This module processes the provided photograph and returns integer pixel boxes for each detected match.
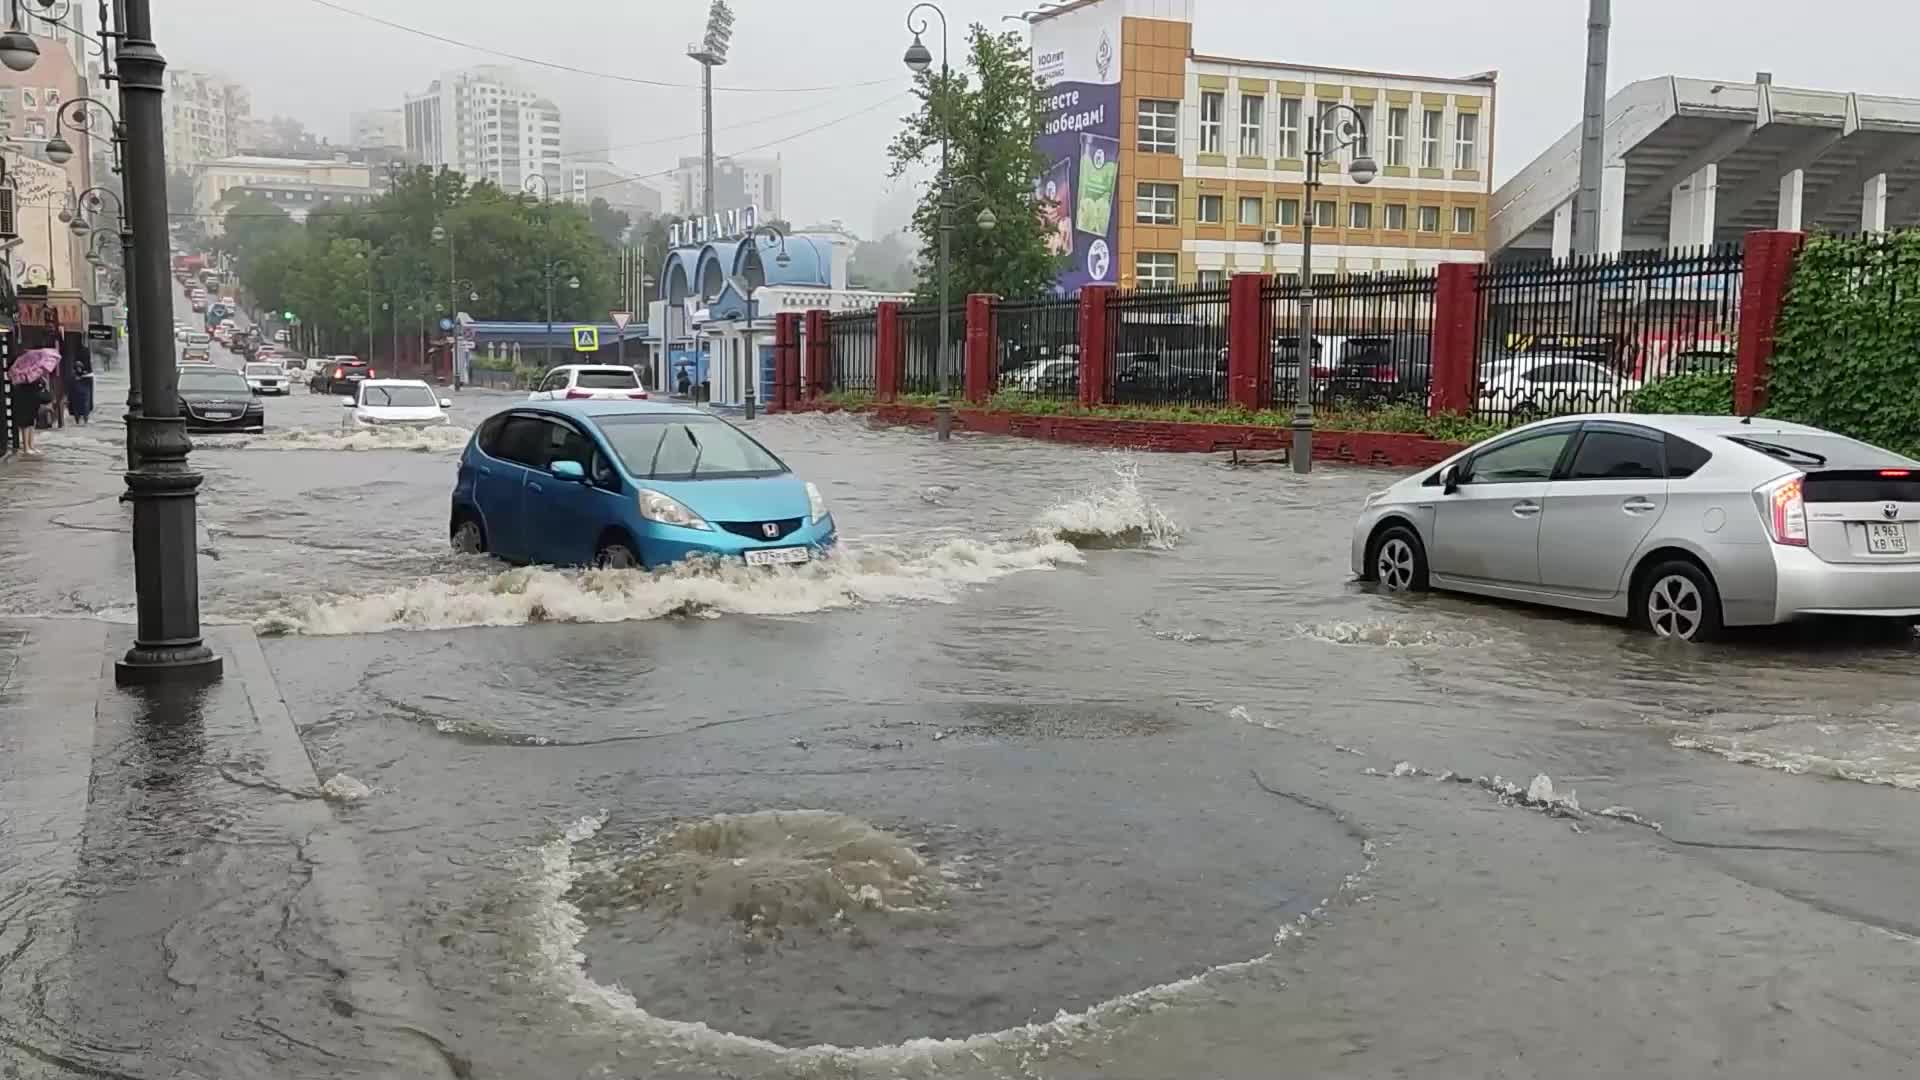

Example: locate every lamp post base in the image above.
[934,394,953,442]
[117,414,221,686]
[1290,408,1314,474]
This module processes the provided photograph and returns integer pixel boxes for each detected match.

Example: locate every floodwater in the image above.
[2,347,1918,1077]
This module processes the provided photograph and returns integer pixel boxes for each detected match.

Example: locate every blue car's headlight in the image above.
[806,481,829,524]
[637,488,711,530]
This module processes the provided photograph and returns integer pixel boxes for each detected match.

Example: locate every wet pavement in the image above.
[1,337,1918,1077]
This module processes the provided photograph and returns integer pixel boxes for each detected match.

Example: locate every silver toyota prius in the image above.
[1351,414,1920,641]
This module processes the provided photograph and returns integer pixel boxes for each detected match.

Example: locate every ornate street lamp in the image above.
[1291,103,1378,474]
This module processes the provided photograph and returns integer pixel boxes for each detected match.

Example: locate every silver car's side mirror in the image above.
[1441,464,1462,495]
[439,398,453,409]
[340,397,356,407]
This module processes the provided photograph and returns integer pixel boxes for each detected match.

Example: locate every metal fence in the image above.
[1104,283,1232,408]
[827,310,878,392]
[1261,271,1438,413]
[1471,244,1743,426]
[993,296,1081,398]
[899,304,965,396]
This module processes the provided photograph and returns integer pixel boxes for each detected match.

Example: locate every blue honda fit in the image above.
[450,400,835,569]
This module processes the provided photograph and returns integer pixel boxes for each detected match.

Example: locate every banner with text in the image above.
[1031,2,1122,295]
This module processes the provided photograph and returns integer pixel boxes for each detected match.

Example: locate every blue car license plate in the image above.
[744,547,810,567]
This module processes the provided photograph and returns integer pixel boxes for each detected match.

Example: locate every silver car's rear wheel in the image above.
[1378,537,1418,591]
[1634,559,1723,642]
[1646,574,1702,639]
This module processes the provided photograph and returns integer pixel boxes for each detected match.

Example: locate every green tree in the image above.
[886,24,1060,303]
[587,197,631,247]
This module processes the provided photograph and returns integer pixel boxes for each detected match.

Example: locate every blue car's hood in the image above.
[642,473,811,522]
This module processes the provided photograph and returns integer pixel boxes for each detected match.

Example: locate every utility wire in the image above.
[297,0,895,94]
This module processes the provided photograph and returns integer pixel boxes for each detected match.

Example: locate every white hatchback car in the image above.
[341,378,452,428]
[527,364,649,402]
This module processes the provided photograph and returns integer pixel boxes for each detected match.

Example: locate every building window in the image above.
[1275,97,1300,158]
[1199,91,1223,154]
[1418,205,1442,232]
[1455,112,1479,171]
[1238,196,1263,225]
[1385,107,1408,167]
[1136,182,1177,225]
[1239,94,1264,156]
[1349,104,1372,157]
[1349,202,1373,230]
[1384,203,1407,231]
[1421,109,1443,168]
[1453,206,1477,234]
[1197,194,1223,223]
[1312,200,1337,228]
[1196,268,1225,288]
[1135,252,1177,291]
[1137,99,1178,154]
[1276,198,1299,226]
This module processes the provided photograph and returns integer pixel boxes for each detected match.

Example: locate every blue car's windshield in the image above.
[597,415,788,480]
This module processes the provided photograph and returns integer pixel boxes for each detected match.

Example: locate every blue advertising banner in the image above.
[1031,3,1122,295]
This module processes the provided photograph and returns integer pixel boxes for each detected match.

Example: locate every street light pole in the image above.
[114,0,221,682]
[904,2,954,440]
[1292,105,1378,475]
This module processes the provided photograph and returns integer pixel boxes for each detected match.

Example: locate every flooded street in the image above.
[3,360,1918,1077]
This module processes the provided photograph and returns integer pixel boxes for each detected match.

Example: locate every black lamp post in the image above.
[21,0,223,681]
[1291,103,1378,474]
[903,3,999,441]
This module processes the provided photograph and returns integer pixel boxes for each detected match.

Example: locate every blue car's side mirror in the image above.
[550,459,587,482]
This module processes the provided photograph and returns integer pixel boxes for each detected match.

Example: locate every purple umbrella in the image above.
[8,348,59,385]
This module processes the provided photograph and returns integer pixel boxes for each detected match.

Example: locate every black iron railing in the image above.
[827,310,878,392]
[993,296,1081,398]
[1259,271,1439,413]
[899,304,965,396]
[1471,245,1743,426]
[1104,283,1232,408]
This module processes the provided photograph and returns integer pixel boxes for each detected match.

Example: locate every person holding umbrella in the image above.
[8,347,60,457]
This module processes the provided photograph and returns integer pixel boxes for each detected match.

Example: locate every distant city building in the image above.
[871,184,919,242]
[670,154,781,218]
[404,65,563,193]
[350,108,406,151]
[213,181,380,225]
[565,161,662,221]
[192,154,373,221]
[0,23,96,302]
[165,69,252,167]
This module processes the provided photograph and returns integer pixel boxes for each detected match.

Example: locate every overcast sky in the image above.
[153,0,1920,236]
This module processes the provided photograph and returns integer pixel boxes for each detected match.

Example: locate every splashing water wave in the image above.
[256,477,1176,636]
[201,424,474,453]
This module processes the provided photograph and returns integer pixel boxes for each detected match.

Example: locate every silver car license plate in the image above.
[1867,523,1907,554]
[744,547,810,567]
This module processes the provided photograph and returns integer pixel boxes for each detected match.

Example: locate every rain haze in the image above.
[155,0,1920,232]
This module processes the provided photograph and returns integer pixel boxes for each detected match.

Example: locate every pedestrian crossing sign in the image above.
[572,326,599,352]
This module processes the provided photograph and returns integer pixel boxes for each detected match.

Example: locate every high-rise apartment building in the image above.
[670,154,781,218]
[165,69,251,167]
[349,108,405,151]
[565,162,662,221]
[403,65,563,192]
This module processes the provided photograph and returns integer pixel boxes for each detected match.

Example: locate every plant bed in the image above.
[793,393,1474,468]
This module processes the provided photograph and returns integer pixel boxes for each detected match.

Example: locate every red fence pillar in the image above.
[1226,273,1268,410]
[803,309,831,399]
[875,301,903,402]
[964,294,995,404]
[1429,262,1479,416]
[771,312,800,411]
[1735,229,1805,416]
[1076,285,1114,408]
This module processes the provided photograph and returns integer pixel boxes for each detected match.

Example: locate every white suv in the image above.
[527,364,648,401]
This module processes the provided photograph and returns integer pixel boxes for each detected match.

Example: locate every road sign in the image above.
[572,326,599,352]
[86,323,115,342]
[609,310,632,330]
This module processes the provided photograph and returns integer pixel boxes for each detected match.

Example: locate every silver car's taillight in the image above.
[1754,475,1808,547]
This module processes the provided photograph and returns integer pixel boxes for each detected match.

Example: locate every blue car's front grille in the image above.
[717,517,803,542]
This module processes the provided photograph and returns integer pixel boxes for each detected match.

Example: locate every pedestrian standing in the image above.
[65,342,94,425]
[8,347,61,458]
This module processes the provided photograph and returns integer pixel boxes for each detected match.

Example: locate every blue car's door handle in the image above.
[527,482,544,494]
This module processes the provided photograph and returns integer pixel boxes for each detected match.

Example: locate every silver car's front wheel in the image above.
[1378,537,1418,591]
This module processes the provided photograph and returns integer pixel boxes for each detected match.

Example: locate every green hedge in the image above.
[1769,231,1920,458]
[1629,369,1734,416]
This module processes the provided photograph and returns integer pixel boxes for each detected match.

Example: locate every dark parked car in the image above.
[311,358,372,395]
[1321,333,1432,407]
[177,364,264,433]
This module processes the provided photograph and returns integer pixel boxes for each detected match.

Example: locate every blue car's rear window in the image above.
[596,415,788,480]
